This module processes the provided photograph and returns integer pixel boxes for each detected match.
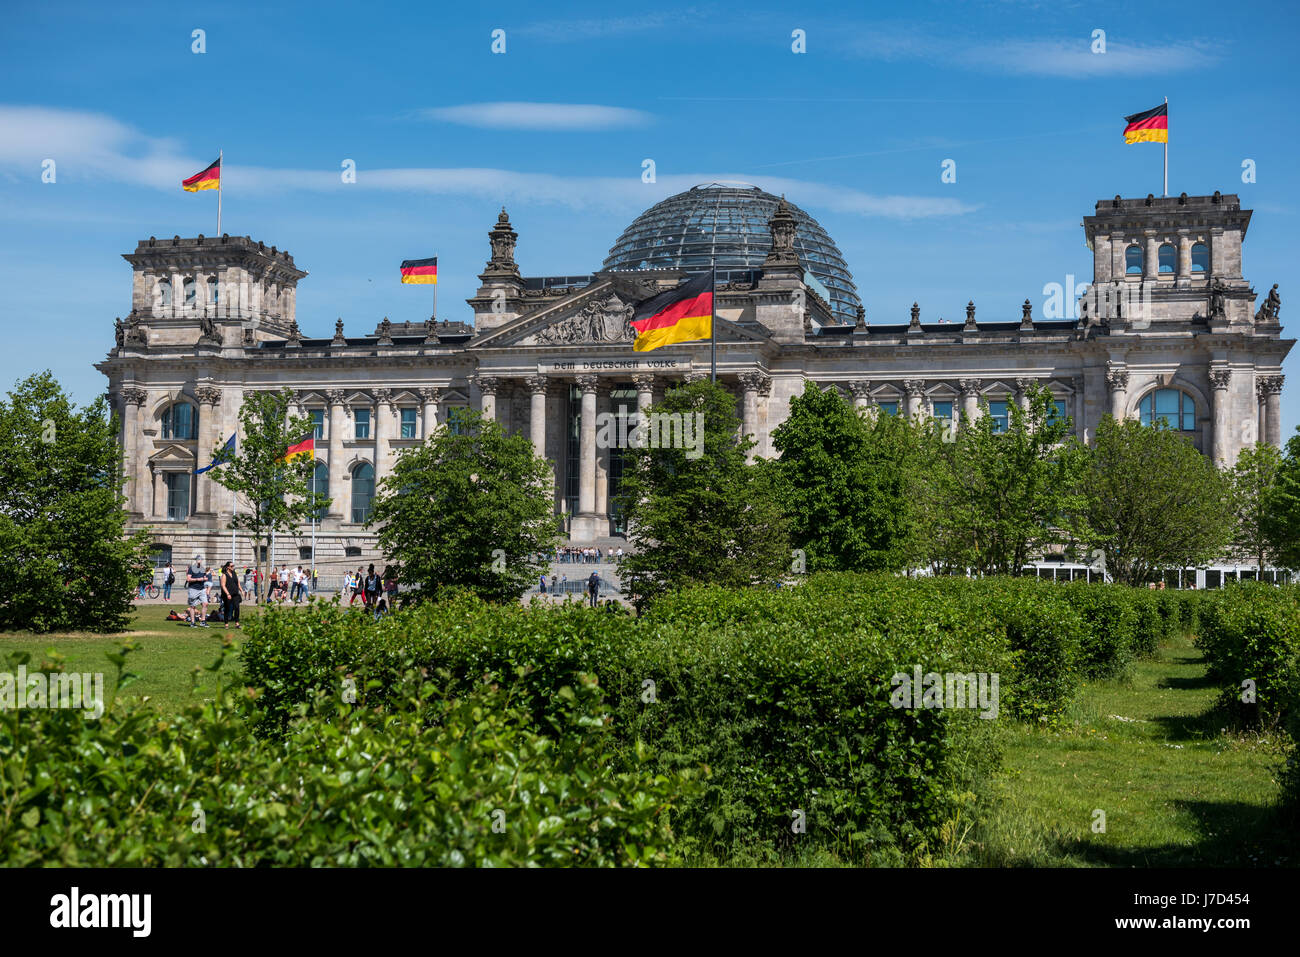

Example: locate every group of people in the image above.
[257,565,316,604]
[344,564,396,619]
[555,546,623,564]
[180,556,244,627]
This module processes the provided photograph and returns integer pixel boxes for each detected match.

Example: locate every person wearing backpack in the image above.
[364,564,380,607]
[163,563,175,601]
[587,571,601,609]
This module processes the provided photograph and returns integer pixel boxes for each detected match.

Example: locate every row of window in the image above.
[1125,242,1209,276]
[161,403,434,442]
[154,278,283,307]
[160,461,376,524]
[882,389,1196,434]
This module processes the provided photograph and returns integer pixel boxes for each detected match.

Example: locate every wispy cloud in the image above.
[420,102,653,131]
[515,14,685,42]
[840,25,1218,77]
[0,105,978,221]
[958,38,1217,77]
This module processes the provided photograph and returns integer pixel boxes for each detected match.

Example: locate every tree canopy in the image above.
[0,371,149,632]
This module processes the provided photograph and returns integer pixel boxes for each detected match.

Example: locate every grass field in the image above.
[2,612,1291,867]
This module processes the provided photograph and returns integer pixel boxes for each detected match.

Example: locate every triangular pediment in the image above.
[474,277,770,350]
[148,442,196,466]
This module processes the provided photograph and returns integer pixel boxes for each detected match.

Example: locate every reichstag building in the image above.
[97,184,1293,568]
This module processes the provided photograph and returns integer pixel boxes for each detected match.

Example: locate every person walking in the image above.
[220,561,242,627]
[587,570,601,609]
[185,556,208,627]
[364,564,380,607]
[252,567,261,603]
[350,567,364,606]
[162,563,174,601]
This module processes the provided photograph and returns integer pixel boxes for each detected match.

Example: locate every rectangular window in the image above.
[931,401,953,423]
[354,408,370,439]
[1048,400,1068,425]
[400,408,417,439]
[877,401,899,416]
[446,406,467,436]
[310,409,324,440]
[165,473,190,520]
[988,400,1009,434]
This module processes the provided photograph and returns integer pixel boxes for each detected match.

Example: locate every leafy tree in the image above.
[616,379,789,609]
[209,388,325,594]
[1263,426,1300,570]
[1077,416,1233,585]
[917,384,1085,575]
[1231,441,1282,570]
[368,408,556,604]
[769,382,922,572]
[0,371,149,632]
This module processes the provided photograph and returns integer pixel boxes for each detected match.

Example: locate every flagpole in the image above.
[1162,99,1167,198]
[217,149,223,234]
[710,262,717,383]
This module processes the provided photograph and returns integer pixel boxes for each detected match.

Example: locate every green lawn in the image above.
[3,612,1292,867]
[0,604,255,712]
[963,632,1293,867]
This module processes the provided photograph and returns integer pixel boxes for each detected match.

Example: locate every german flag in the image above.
[1123,103,1168,145]
[400,257,438,284]
[631,272,713,353]
[282,436,315,462]
[182,157,221,192]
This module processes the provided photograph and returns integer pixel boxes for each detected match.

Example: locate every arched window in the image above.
[161,402,199,440]
[311,462,329,520]
[1139,388,1196,432]
[158,279,172,307]
[1191,242,1209,274]
[1158,244,1176,274]
[351,463,375,523]
[183,277,196,305]
[1125,245,1144,275]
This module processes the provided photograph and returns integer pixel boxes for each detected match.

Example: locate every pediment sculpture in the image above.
[529,293,636,345]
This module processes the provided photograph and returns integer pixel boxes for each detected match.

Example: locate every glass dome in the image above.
[602,183,861,324]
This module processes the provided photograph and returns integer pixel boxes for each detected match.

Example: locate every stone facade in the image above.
[97,192,1293,570]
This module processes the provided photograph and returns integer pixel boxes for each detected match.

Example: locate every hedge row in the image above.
[238,574,1173,862]
[0,648,684,866]
[1194,583,1300,816]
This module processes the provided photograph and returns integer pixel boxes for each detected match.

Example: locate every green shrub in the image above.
[0,646,685,867]
[1059,583,1139,679]
[241,574,1104,862]
[1196,583,1300,728]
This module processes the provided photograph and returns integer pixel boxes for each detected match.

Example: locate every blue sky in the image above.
[2,0,1297,435]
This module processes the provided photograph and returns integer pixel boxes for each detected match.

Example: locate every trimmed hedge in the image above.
[1197,584,1300,726]
[0,648,685,866]
[239,573,1121,861]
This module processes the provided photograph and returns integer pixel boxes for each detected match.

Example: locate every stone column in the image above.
[326,390,347,518]
[1013,377,1034,412]
[1178,235,1193,279]
[525,376,548,459]
[122,388,148,518]
[738,372,767,462]
[475,375,499,421]
[849,380,871,412]
[959,378,981,429]
[1143,232,1159,280]
[1264,376,1284,447]
[903,379,924,420]
[632,374,654,450]
[572,375,599,540]
[1071,377,1085,440]
[195,386,222,516]
[419,387,441,439]
[595,386,611,524]
[1106,364,1129,421]
[1209,369,1231,466]
[373,389,392,481]
[1258,375,1284,448]
[152,466,167,519]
